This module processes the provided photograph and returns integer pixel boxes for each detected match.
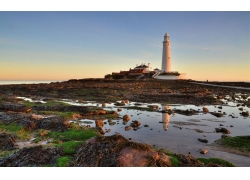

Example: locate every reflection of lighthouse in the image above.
[162,105,171,131]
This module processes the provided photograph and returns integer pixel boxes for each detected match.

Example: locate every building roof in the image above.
[135,64,148,69]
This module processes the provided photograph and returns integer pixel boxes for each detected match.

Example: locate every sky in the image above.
[0,9,249,81]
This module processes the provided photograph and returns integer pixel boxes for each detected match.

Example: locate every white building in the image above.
[154,33,186,80]
[161,33,171,73]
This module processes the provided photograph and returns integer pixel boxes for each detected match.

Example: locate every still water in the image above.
[58,97,250,167]
[18,96,250,166]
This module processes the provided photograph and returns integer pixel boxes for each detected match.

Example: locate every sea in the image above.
[0,80,249,85]
[0,80,64,85]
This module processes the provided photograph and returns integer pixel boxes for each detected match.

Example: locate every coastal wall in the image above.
[154,73,187,80]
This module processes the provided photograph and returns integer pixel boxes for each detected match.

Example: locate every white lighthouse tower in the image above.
[154,33,187,80]
[161,33,171,73]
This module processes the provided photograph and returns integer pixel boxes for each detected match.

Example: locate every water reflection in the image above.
[162,104,171,131]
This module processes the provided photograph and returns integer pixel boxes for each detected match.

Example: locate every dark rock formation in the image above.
[0,133,17,150]
[198,138,208,143]
[0,146,63,167]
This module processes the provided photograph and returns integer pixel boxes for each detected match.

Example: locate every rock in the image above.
[39,130,50,137]
[115,102,125,106]
[131,120,141,127]
[102,103,106,107]
[200,149,208,154]
[144,124,149,127]
[109,122,116,126]
[97,110,107,115]
[0,133,17,150]
[116,146,171,167]
[0,145,64,167]
[125,126,131,131]
[148,105,158,109]
[117,108,122,112]
[211,112,223,117]
[123,100,129,103]
[133,127,139,131]
[218,106,222,109]
[221,128,230,134]
[123,114,130,121]
[96,120,104,127]
[238,107,243,111]
[215,127,230,134]
[106,110,116,115]
[217,96,223,99]
[198,138,208,143]
[96,126,105,134]
[25,108,32,113]
[240,111,249,117]
[203,107,209,113]
[221,134,231,138]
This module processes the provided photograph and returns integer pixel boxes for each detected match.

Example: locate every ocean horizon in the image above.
[0,80,249,85]
[0,80,64,85]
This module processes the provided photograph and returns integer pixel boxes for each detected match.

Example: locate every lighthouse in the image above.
[161,33,171,73]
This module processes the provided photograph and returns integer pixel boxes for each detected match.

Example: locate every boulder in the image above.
[200,149,208,154]
[198,138,208,143]
[96,120,104,127]
[203,107,209,113]
[131,120,141,127]
[211,112,223,117]
[215,127,230,134]
[96,126,105,134]
[125,126,131,131]
[0,133,17,150]
[221,128,230,134]
[123,100,129,103]
[240,111,249,117]
[123,114,130,121]
[148,105,158,109]
[98,110,107,115]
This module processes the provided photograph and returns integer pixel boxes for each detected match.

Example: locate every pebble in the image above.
[200,149,208,154]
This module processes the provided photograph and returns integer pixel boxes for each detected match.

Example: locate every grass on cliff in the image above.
[0,122,31,140]
[197,158,235,167]
[218,136,250,152]
[161,149,179,167]
[56,156,72,167]
[55,141,83,155]
[47,128,97,142]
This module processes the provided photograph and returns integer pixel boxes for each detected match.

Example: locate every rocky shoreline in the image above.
[0,79,249,167]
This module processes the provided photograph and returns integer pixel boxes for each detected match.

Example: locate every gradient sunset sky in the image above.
[0,11,249,81]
